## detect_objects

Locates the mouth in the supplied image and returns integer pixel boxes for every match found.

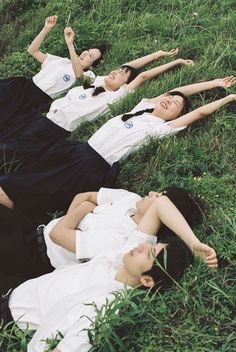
[108,73,115,79]
[160,101,168,109]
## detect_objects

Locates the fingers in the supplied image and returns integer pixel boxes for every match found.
[64,27,74,34]
[170,48,179,55]
[46,15,57,26]
[224,75,236,87]
[185,59,194,66]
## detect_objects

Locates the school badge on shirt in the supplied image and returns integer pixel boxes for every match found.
[79,93,87,100]
[124,121,133,129]
[63,74,71,82]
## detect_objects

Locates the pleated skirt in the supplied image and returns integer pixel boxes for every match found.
[0,76,52,131]
[0,142,119,215]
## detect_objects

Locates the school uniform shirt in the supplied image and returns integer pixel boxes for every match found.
[46,75,132,131]
[32,53,95,98]
[44,188,141,268]
[88,98,187,165]
[9,230,156,351]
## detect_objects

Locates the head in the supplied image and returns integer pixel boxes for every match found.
[123,237,193,293]
[152,91,191,121]
[78,43,108,70]
[104,65,139,91]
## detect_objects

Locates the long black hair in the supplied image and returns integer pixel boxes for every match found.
[121,91,191,122]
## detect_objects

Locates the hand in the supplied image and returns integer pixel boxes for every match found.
[193,242,218,268]
[229,93,236,102]
[160,48,179,57]
[44,15,57,30]
[214,75,236,88]
[179,59,194,66]
[64,27,75,45]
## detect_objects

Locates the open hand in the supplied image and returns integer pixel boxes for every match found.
[180,59,194,66]
[44,15,57,30]
[64,27,75,45]
[214,75,236,88]
[193,242,218,268]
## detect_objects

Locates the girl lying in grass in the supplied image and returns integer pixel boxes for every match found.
[0,191,217,351]
[0,76,234,215]
[0,15,106,128]
[0,186,216,288]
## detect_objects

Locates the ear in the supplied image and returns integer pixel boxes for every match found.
[140,275,154,288]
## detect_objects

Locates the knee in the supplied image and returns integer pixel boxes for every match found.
[0,187,14,209]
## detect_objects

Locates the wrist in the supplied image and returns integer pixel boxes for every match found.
[42,26,50,33]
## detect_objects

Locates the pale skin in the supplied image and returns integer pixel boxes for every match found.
[49,191,218,268]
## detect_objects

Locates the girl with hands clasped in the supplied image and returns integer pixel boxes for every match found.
[0,15,105,129]
[0,76,234,214]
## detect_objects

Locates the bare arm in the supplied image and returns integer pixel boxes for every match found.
[67,192,98,214]
[127,58,193,91]
[124,48,179,69]
[52,349,62,352]
[169,94,236,128]
[49,201,96,252]
[27,15,57,63]
[64,27,84,79]
[137,196,218,267]
[169,75,236,96]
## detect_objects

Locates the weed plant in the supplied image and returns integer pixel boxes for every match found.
[0,0,235,351]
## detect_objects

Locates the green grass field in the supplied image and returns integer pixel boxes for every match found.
[0,0,236,351]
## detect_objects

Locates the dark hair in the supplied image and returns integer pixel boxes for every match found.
[121,90,191,122]
[143,236,194,293]
[92,43,109,67]
[121,65,140,84]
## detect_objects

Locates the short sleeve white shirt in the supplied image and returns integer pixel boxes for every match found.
[44,188,143,267]
[88,98,187,165]
[32,54,95,98]
[46,75,131,131]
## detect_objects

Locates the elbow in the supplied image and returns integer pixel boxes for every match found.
[137,73,148,82]
[49,227,58,244]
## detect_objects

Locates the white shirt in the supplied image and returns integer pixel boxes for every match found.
[32,54,95,98]
[46,76,132,131]
[88,99,187,165]
[9,231,156,351]
[44,188,142,268]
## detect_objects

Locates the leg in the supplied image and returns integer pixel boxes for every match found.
[0,187,14,209]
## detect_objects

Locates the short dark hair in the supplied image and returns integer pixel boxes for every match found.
[143,236,193,293]
[167,91,191,116]
[121,65,140,84]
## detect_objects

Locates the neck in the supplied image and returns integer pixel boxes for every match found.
[115,265,140,287]
[131,212,143,225]
[150,111,166,121]
[104,81,115,91]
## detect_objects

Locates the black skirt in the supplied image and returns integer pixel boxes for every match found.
[0,142,119,215]
[0,113,70,170]
[0,76,52,131]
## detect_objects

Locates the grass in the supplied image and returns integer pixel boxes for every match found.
[0,0,236,351]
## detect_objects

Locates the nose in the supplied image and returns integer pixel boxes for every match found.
[148,191,157,197]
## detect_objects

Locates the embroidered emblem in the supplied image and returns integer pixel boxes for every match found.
[124,121,133,129]
[79,93,87,100]
[63,74,71,82]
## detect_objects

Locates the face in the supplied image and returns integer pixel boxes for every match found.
[104,67,131,91]
[78,48,102,69]
[136,191,162,215]
[153,93,184,120]
[123,242,167,279]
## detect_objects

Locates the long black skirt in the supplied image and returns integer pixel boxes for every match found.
[0,142,119,215]
[0,113,70,170]
[0,76,52,131]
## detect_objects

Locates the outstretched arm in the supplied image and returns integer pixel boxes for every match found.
[170,75,236,96]
[169,94,236,128]
[27,15,57,63]
[49,201,96,252]
[137,196,218,268]
[64,27,85,79]
[127,58,193,90]
[124,48,179,69]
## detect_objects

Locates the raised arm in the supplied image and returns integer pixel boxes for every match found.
[27,15,57,63]
[169,94,236,129]
[137,196,218,267]
[127,58,193,91]
[170,75,236,96]
[124,48,179,69]
[64,27,85,79]
[50,201,96,252]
